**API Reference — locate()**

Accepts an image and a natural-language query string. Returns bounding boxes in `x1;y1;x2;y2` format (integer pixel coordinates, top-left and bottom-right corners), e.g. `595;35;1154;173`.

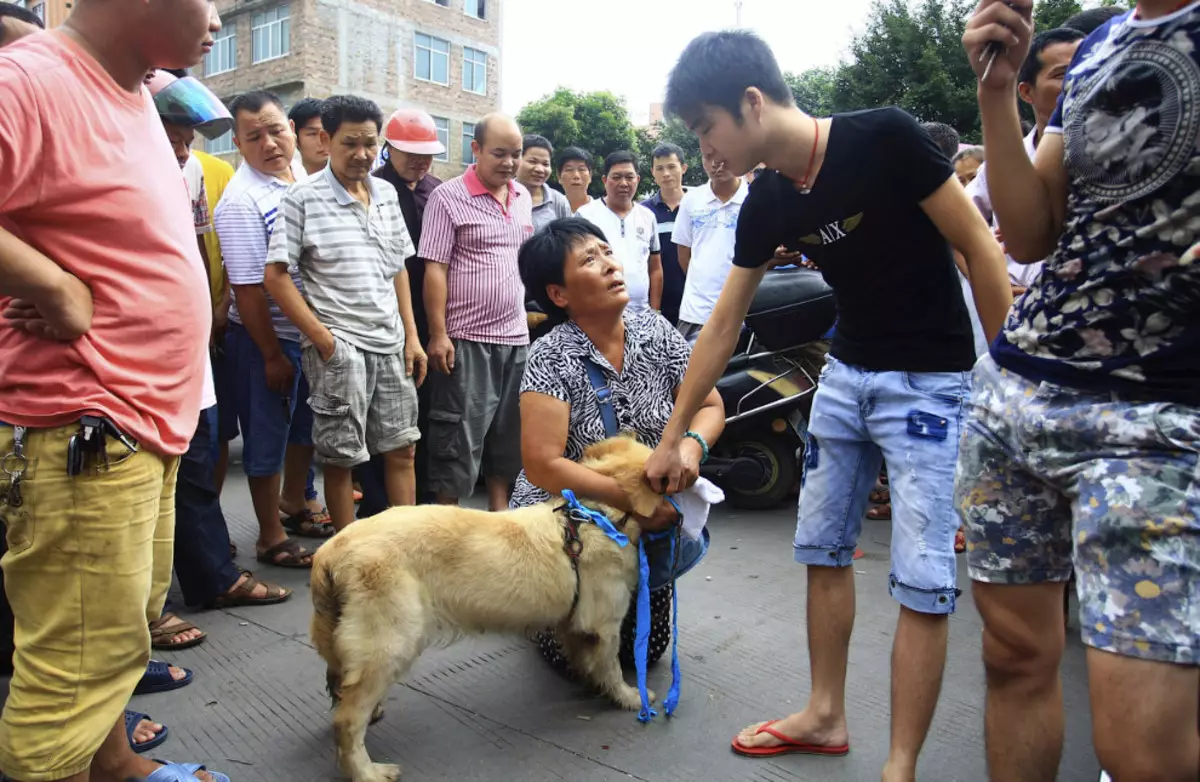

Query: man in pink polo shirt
0;2;227;781
421;114;533;511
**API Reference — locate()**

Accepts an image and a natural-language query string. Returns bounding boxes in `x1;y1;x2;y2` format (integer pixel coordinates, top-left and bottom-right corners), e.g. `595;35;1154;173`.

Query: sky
499;0;878;123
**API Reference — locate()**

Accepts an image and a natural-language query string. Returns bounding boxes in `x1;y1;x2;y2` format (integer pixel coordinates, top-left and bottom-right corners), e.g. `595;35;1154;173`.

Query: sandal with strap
281;509;334;539
866;503;892;521
256;537;313;569
145;761;230;782
869;487;890;504
206;571;292;609
126;710;169;754
134;660;193;695
955;526;967;554
149;614;207;651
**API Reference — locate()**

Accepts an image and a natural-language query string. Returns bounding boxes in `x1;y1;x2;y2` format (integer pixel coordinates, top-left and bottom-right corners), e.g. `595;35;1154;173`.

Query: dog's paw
357;762;402;782
612;685;647;711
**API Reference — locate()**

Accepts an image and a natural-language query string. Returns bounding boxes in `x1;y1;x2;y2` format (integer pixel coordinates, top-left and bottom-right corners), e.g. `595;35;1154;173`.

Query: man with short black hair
577;151;662;314
266;95;425;532
966;26;1085;295
518;134;571;233
920;121;960;160
642;142;689;325
215;89;327;568
556;146;594;213
289;96;328;176
421;113;532;511
646;30;1009;779
1062;4;1125;34
0;4;42;47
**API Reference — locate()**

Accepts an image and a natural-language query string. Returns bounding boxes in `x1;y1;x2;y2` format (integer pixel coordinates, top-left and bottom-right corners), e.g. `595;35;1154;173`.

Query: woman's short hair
519;217;610;324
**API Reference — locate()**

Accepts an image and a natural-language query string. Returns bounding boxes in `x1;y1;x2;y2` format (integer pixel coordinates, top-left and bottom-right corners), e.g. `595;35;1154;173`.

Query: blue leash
634;495;684;722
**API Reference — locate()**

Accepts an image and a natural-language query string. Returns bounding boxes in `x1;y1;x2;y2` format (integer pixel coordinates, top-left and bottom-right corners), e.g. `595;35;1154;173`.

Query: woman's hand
636;498;680;532
678;437;703;493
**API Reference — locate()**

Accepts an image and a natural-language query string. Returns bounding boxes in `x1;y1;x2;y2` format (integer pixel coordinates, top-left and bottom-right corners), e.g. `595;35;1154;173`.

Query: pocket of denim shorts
904;371;968;404
428;409;464;461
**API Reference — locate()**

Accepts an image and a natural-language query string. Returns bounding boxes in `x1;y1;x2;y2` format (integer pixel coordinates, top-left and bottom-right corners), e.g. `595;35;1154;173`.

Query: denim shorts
955;356;1198;665
224;322;314;478
795;354;970;614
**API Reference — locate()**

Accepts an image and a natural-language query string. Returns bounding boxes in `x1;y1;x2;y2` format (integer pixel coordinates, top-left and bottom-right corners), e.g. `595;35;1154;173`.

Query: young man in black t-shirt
644;31;1010;778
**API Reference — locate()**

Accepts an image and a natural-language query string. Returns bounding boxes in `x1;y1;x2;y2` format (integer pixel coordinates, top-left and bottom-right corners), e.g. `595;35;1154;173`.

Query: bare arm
648;253;663;311
664;265;763;443
964;0;1068;262
231;285;286;359
521;392;649;511
394;269;427;386
920;176;1012;342
423;260;455;374
262;265;335;359
677;245;692;274
0;227;92;340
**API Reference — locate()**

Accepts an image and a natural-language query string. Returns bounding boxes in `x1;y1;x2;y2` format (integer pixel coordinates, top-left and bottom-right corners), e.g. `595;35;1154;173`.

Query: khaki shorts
0;424;177;781
302;337;421;470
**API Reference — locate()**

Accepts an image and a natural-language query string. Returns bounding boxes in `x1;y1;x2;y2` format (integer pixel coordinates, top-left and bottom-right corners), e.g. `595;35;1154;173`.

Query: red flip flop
731;720;850;758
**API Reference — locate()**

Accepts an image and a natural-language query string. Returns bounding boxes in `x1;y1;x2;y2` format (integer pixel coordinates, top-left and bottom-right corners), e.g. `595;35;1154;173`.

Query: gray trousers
426;339;526;498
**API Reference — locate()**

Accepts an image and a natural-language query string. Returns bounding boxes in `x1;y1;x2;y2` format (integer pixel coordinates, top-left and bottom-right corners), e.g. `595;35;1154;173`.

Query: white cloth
674;180;749;325
958;269;989;360
672;477;724;542
575;199;660;313
965;128;1045;288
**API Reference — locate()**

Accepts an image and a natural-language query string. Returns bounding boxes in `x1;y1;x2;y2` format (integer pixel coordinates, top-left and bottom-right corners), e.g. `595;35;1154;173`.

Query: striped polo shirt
266;166;414;355
419;166;533;346
214;160;307;343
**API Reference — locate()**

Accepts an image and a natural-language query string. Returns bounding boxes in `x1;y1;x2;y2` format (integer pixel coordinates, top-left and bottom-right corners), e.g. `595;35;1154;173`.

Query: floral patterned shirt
991;6;1200;404
509;310;690;509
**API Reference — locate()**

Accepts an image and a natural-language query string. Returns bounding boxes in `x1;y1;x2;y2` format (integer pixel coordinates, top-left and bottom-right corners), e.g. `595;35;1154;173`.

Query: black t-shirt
734;107;974;372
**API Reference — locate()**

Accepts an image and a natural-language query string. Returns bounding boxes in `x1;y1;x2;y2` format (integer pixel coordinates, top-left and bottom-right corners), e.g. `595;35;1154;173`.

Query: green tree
831;0;983;141
516;88;640;197
1035;0;1085;30
786;67;837;116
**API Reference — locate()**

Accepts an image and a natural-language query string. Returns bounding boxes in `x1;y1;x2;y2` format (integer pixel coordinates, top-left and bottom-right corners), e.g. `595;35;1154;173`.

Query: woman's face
551;235;628;314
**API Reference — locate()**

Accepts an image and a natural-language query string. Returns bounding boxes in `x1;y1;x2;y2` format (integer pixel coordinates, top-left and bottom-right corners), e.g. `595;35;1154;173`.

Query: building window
433;117;450;162
205;26;237;76
464;0;486;19
462;122;476;165
30;2;44;21
252;5;291;64
414;33;450;85
462;48;487;95
207;130;234;155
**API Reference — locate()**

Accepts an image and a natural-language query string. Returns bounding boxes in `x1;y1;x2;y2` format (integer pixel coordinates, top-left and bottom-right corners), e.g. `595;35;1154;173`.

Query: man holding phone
645;31;1009;780
960;2;1199;780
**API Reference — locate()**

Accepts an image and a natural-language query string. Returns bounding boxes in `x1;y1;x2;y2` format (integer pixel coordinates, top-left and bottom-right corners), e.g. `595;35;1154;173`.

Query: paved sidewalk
132;467;1102;782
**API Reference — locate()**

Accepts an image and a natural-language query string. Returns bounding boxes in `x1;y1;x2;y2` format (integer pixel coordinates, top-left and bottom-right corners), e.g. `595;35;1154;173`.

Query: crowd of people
0;0;1195;781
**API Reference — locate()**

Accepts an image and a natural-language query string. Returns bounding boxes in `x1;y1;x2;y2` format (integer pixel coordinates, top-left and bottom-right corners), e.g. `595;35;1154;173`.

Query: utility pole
735;0;744;26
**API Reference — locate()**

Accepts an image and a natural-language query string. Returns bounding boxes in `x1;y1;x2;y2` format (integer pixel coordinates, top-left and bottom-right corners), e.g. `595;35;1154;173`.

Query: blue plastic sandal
125;710;169;753
134;660;194;695
146;761;231;782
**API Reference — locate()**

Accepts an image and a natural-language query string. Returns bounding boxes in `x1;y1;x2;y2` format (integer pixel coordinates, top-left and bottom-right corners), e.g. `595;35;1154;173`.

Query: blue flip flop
125;710;169;754
146;761;230;782
134;660;194;695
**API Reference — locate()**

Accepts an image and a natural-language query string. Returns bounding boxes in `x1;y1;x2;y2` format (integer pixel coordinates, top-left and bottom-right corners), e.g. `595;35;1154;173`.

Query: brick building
2;0;71;28
200;0;502;179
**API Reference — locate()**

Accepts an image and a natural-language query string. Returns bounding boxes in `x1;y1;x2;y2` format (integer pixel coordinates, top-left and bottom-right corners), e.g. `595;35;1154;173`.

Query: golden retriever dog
311;436;663;782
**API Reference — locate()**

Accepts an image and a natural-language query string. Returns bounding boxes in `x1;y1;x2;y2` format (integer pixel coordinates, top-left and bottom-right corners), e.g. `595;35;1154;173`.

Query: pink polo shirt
419;166;533;346
0;32;210;456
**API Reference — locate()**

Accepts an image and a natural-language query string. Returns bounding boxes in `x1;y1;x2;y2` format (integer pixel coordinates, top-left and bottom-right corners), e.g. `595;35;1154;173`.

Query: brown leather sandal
149;613;207;650
255;537;313;569
865;502;892;521
206;572;292;609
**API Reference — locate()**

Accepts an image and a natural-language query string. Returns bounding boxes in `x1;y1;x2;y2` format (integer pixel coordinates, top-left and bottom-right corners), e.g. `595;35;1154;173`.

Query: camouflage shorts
954;356;1199;665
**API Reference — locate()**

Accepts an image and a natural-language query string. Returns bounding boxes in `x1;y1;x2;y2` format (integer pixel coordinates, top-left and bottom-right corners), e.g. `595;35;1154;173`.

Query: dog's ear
581;436;660;518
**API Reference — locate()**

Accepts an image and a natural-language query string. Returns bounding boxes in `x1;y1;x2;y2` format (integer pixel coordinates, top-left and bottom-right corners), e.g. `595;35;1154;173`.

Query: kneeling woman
512;217;724;672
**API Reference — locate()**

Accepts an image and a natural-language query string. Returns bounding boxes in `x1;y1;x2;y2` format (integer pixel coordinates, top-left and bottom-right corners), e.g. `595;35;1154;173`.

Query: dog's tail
310;546;344;700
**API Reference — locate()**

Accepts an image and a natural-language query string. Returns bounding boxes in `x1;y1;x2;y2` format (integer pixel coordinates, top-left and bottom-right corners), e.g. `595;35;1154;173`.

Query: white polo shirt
674;179;749;325
576;198;660;313
966;128;1044;288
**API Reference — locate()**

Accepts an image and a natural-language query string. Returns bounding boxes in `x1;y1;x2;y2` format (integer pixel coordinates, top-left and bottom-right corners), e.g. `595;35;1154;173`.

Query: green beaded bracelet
683;430;710;464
